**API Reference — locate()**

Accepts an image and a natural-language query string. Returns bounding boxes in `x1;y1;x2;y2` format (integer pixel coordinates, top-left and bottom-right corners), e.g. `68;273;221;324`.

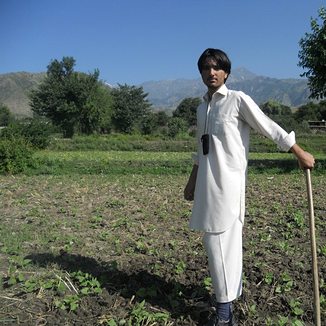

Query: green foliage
261;100;292;116
54;295;80;311
48;133;196;152
111;84;151;134
1;118;54;149
140;111;158;135
261;100;299;132
129;300;170;325
0;137;34;174
0;103;14;126
167;117;187;138
294;100;326;121
70;271;102;295
173;97;201;127
140;110;171;136
298;7;326;99
30;56;112;137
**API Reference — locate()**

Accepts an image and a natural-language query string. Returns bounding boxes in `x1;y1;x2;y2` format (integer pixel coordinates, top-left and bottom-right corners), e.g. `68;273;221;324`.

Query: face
200;57;228;95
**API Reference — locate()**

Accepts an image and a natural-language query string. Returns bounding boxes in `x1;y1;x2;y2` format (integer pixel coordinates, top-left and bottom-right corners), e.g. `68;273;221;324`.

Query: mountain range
0;68;310;117
141;68;310;111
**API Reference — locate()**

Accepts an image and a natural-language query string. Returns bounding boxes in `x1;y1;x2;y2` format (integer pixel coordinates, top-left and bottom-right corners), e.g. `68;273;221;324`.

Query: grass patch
47;133;326;154
48;133;196;152
27;150;326;175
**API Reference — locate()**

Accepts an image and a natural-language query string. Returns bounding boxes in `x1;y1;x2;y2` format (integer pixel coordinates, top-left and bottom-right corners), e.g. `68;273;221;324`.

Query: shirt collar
204;84;228;101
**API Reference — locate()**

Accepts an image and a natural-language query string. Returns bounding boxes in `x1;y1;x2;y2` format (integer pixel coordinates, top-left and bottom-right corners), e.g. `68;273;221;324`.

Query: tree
167;117;187;138
294;101;326;122
261;100;291;116
111;84;151;133
30;57;112;137
140;110;170;135
155;111;169;127
173;97;201;127
0;103;14;126
298;7;326;99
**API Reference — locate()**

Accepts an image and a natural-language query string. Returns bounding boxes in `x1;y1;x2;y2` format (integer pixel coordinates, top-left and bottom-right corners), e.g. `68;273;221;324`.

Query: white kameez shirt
190;84;296;233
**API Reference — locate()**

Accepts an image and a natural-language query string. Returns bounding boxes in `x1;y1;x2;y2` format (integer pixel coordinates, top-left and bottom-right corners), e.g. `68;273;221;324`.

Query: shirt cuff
278;131;296;152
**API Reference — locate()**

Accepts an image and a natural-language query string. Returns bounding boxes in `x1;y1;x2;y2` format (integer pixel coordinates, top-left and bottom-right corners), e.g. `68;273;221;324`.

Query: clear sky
0;0;324;85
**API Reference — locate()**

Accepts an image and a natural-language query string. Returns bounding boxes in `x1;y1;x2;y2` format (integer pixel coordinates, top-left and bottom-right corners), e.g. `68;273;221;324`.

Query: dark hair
197;48;231;76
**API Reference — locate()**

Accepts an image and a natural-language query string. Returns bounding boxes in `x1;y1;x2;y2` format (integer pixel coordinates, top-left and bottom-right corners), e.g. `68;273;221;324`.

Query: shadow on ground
26;252;212;325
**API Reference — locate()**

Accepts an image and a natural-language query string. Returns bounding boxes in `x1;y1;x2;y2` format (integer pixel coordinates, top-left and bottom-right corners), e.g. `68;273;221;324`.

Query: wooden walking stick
305;168;321;326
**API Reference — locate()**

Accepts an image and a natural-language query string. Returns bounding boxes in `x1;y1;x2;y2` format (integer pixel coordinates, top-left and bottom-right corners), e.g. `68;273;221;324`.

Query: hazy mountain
0;68;310;117
141;67;311;110
0;72;45;117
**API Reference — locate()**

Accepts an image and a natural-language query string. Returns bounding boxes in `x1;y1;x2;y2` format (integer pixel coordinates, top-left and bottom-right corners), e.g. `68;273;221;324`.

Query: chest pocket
209;112;234;136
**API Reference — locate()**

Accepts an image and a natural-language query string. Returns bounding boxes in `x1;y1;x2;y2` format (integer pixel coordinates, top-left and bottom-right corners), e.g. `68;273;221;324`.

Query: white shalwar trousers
203;218;243;303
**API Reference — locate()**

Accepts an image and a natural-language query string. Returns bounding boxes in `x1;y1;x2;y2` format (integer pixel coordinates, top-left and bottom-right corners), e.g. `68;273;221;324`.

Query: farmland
0;144;325;325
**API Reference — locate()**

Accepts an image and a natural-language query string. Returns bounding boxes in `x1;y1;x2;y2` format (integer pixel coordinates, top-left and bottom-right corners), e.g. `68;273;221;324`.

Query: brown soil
0;173;325;325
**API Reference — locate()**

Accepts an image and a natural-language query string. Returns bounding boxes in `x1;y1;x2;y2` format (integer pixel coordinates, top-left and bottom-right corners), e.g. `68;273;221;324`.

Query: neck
207;87;217;100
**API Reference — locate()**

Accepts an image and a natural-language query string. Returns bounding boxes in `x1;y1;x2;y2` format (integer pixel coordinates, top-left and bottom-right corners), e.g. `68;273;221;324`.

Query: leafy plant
264;272;274;285
70;271;102;295
275;272;294;293
0;137;34;174
175;261;187;275
292;211;305;228
54;294;80;311
129;300;170;325
289;299;304;317
203;277;212;291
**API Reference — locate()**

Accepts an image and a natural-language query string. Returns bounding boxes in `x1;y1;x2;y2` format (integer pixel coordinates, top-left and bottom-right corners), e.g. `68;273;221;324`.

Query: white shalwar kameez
190;84;296;302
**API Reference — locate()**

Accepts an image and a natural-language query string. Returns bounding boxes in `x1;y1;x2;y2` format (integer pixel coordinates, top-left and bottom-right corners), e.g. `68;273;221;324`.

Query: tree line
0;53;325;142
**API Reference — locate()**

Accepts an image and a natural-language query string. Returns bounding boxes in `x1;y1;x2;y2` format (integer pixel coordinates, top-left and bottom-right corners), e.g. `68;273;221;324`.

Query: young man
184;48;315;326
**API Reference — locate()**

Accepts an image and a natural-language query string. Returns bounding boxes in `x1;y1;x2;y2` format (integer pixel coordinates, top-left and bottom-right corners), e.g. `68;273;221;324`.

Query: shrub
0;138;34;174
0;118;54;149
167;117;187;138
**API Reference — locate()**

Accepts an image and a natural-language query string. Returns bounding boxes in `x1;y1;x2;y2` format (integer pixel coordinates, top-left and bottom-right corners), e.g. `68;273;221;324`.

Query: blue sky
0;0;324;85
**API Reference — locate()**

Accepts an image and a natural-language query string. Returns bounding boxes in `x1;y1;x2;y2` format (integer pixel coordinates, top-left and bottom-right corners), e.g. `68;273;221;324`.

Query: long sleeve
238;93;296;151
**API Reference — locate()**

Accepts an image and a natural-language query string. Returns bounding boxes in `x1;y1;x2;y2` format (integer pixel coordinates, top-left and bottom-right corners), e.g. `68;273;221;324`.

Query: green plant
203;277;212;291
275;272;294;293
277;315;289;326
320;294;326;308
292;211;305;228
0;137;34;174
264;272;274;285
289;299;304;317
90;215;104;228
319;244;326;256
70;271;102;295
129;300;170;325
175;261;187;275
54;294;80;311
249;304;257;318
